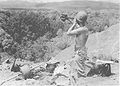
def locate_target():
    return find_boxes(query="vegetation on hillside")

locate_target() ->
[0,8,119,62]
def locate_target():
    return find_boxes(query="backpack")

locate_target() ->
[87,63,111,77]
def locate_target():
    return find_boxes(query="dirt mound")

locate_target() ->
[86,23,119,60]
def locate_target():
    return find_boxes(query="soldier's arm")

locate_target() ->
[67,26,88,35]
[66,22,76,35]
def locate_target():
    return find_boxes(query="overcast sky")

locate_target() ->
[0,0,119,3]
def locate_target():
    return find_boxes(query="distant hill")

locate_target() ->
[0,0,36,8]
[0,1,119,10]
[35,1,119,10]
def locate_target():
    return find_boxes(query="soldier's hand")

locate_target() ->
[73,18,77,25]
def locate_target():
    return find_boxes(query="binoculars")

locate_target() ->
[60,14,73,24]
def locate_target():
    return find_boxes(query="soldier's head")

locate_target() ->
[75,11,88,26]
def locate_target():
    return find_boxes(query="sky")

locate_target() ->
[0,0,119,3]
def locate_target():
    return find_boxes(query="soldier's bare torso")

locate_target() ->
[75,26,88,50]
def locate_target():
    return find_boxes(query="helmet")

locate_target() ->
[76,11,88,23]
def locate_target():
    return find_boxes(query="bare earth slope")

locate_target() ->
[86,23,119,60]
[54,44,75,62]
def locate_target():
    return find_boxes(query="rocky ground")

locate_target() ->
[0,61,119,86]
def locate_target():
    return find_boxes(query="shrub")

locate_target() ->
[0,10,53,44]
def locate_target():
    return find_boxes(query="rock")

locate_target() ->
[56,42,68,50]
[86,23,119,60]
[46,62,60,73]
[20,65,32,79]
